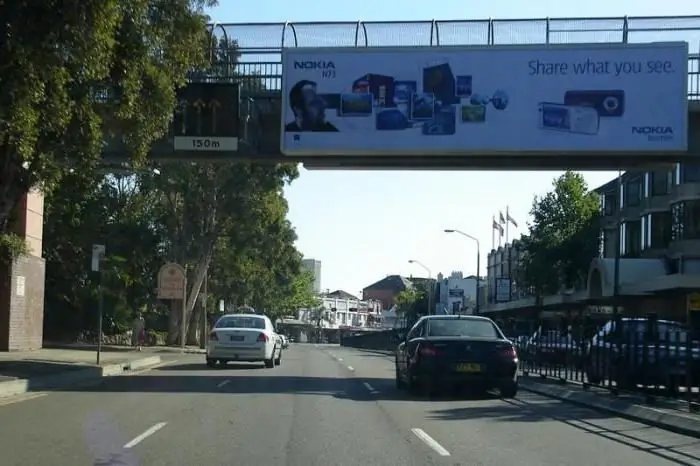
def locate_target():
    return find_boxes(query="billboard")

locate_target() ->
[281,42,688,156]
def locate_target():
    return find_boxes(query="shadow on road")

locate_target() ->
[0,360,85,381]
[428,394,700,466]
[159,363,266,371]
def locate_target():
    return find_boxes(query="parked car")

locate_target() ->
[280,334,290,349]
[525,329,584,368]
[207,313,282,368]
[585,317,700,391]
[394,315,519,398]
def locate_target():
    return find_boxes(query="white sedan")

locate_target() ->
[206,314,282,368]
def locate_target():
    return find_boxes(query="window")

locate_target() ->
[683,163,700,183]
[623,220,642,257]
[624,178,641,207]
[648,211,671,249]
[427,318,500,338]
[671,201,700,240]
[407,321,425,340]
[603,192,616,216]
[650,170,670,196]
[215,316,266,329]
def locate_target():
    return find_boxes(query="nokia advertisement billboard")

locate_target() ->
[280,42,688,156]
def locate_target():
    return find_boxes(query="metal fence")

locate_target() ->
[506,318,700,412]
[207,15,700,98]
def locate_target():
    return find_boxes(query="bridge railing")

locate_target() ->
[206,16,700,97]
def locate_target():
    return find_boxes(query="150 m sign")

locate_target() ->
[172,83,241,153]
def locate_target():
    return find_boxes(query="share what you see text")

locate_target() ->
[528,58,676,77]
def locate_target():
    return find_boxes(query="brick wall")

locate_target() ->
[0,255,46,351]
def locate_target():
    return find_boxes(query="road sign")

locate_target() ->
[173,83,240,154]
[157,263,187,300]
[91,244,106,272]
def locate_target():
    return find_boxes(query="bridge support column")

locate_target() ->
[0,190,45,351]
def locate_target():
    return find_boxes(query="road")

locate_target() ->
[1,345,700,466]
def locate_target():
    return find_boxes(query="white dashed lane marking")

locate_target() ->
[123,422,168,449]
[411,428,451,457]
[217,380,231,388]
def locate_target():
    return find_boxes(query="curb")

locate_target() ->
[0,356,163,399]
[520,378,700,439]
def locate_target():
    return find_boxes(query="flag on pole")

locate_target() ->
[499,211,506,225]
[492,216,504,236]
[506,208,518,228]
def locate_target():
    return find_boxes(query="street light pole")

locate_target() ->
[408,259,433,315]
[444,229,481,316]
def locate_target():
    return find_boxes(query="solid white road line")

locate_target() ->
[123,422,168,449]
[347,366,355,371]
[217,380,231,388]
[411,428,451,457]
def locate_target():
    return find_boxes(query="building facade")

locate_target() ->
[301,258,322,294]
[435,271,478,314]
[481,162,700,327]
[297,296,382,329]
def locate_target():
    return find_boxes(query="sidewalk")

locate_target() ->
[0,345,190,399]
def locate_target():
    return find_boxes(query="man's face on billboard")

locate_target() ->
[299,84,325,124]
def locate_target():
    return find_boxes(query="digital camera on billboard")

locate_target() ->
[563,90,625,118]
[538,102,600,136]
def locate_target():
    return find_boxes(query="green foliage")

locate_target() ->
[0,233,29,262]
[0,0,217,235]
[395,282,431,328]
[519,170,601,296]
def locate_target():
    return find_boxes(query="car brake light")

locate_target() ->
[498,346,517,359]
[257,333,269,342]
[419,344,443,357]
[209,332,218,341]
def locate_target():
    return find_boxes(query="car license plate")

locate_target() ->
[456,363,482,373]
[230,335,244,341]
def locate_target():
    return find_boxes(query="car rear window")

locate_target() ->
[427,319,499,338]
[215,316,266,329]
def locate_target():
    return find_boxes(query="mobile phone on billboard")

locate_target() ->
[564,90,625,118]
[538,102,600,136]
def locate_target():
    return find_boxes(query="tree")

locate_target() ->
[0,0,217,258]
[395,282,431,328]
[519,171,600,296]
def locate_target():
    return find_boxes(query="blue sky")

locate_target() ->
[207,0,697,296]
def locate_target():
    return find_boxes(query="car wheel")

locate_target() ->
[274,347,282,366]
[206,358,217,368]
[264,355,275,368]
[499,381,518,398]
[406,367,425,396]
[395,362,406,390]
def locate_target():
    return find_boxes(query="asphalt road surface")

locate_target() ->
[2,344,700,466]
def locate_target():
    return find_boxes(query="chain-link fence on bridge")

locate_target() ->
[202,16,700,97]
